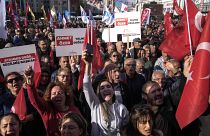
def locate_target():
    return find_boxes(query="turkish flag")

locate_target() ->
[176,12,210,129]
[78,22,103,90]
[173,0,184,15]
[11,87,27,120]
[159,0,206,61]
[164,12,173,38]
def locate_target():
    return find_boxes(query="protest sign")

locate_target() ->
[0,45,36,76]
[102,28,118,42]
[55,28,86,56]
[115,11,141,35]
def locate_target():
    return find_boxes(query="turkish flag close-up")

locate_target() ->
[159,0,206,61]
[176,12,210,129]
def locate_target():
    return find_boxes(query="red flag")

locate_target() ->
[24,0,29,27]
[176,12,210,129]
[159,0,205,61]
[78,23,103,90]
[11,87,27,120]
[34,52,41,88]
[7,0,14,17]
[173,0,184,15]
[164,12,173,38]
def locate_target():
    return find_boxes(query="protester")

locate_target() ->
[123,104,163,136]
[24,66,80,136]
[59,112,88,136]
[82,50,129,135]
[0,113,21,136]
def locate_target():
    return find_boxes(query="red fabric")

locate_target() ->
[159,0,205,61]
[34,52,41,88]
[27,85,80,136]
[176,12,210,129]
[7,0,14,17]
[164,12,173,38]
[78,25,103,90]
[0,75,4,83]
[11,87,27,120]
[173,0,184,15]
[24,0,29,27]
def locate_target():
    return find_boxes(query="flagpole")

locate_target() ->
[184,0,193,56]
[91,20,93,45]
[108,26,110,44]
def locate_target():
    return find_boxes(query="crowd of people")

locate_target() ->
[0,15,209,136]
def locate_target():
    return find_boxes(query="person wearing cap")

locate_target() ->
[129,38,142,59]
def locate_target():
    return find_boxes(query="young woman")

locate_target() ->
[0,113,21,136]
[123,104,163,136]
[82,50,129,136]
[59,112,88,136]
[24,66,80,136]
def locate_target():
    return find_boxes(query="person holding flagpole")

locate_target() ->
[82,49,129,136]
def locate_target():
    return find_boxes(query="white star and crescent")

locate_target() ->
[196,42,210,80]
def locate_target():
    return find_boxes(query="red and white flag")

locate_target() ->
[141,8,151,24]
[121,3,128,12]
[176,11,210,129]
[173,0,184,15]
[159,0,205,61]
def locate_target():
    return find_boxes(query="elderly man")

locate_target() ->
[121,58,145,111]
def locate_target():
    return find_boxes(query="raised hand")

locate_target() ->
[24,65,34,86]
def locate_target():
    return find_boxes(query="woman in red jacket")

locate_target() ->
[24,66,80,136]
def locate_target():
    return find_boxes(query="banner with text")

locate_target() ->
[0,45,36,76]
[55,28,86,56]
[114,11,141,40]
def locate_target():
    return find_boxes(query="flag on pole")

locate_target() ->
[41,5,47,21]
[176,11,210,129]
[102,6,111,22]
[0,0,7,39]
[173,0,184,15]
[29,6,35,21]
[114,6,120,13]
[141,8,151,25]
[164,12,173,38]
[24,0,29,27]
[80,6,89,24]
[78,10,103,90]
[64,10,70,21]
[58,12,62,24]
[62,15,67,28]
[51,5,57,19]
[159,0,206,61]
[121,3,128,12]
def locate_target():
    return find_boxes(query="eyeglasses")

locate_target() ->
[6,77,21,84]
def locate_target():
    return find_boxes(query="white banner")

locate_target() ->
[0,45,37,76]
[114,11,141,35]
[0,0,7,39]
[55,28,86,56]
[102,28,118,42]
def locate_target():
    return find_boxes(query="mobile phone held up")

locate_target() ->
[86,43,93,55]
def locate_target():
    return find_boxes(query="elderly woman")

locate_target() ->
[24,66,80,136]
[0,113,21,136]
[59,112,88,136]
[82,50,129,136]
